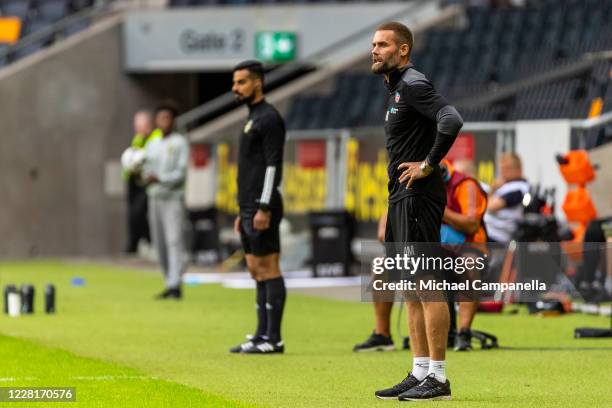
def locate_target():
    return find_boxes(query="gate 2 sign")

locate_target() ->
[180,29,245,54]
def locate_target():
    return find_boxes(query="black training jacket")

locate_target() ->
[383,63,463,204]
[237,99,286,209]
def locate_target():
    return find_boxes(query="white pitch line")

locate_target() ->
[0,375,154,382]
[0,377,38,382]
[71,375,154,381]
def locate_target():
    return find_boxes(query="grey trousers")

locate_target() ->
[148,197,186,288]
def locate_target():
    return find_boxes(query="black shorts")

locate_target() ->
[239,206,283,256]
[385,195,445,244]
[384,195,447,298]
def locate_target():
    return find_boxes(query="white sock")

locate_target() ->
[428,360,446,383]
[412,357,430,381]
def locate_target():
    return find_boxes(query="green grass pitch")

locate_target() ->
[0,260,611,407]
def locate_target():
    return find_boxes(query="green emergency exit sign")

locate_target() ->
[255,32,297,63]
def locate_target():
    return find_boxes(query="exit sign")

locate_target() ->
[255,32,297,63]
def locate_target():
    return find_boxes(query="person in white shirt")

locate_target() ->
[144,103,190,299]
[484,153,529,243]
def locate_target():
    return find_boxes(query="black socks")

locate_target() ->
[264,276,286,343]
[255,281,268,338]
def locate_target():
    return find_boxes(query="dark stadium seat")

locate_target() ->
[170,0,195,6]
[69,0,93,11]
[287,96,313,130]
[37,0,68,22]
[0,43,8,67]
[62,16,89,37]
[1,0,31,20]
[22,17,53,36]
[299,97,324,130]
[11,18,52,59]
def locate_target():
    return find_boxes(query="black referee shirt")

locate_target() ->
[237,99,286,209]
[383,63,463,204]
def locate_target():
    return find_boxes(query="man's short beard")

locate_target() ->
[235,91,256,105]
[371,60,398,75]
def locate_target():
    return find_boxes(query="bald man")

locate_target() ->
[484,153,529,243]
[125,110,162,253]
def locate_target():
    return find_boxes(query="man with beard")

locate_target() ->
[229,60,287,354]
[371,22,463,401]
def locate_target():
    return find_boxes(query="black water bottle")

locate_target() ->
[45,284,55,314]
[4,284,17,314]
[21,285,35,314]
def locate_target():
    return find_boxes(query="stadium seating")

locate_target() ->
[169,0,405,5]
[0,0,94,66]
[285,0,612,128]
[38,0,68,22]
[11,18,51,58]
[0,0,30,20]
[62,16,89,36]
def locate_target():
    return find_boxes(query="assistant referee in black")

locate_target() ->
[371,22,463,401]
[229,60,287,354]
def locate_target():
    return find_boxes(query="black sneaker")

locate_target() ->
[154,287,182,300]
[398,374,451,401]
[242,340,284,354]
[229,336,264,353]
[374,373,421,400]
[353,332,395,352]
[454,329,472,351]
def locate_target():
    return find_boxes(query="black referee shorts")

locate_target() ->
[239,206,283,256]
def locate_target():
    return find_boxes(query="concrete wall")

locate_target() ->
[515,120,571,221]
[0,16,197,258]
